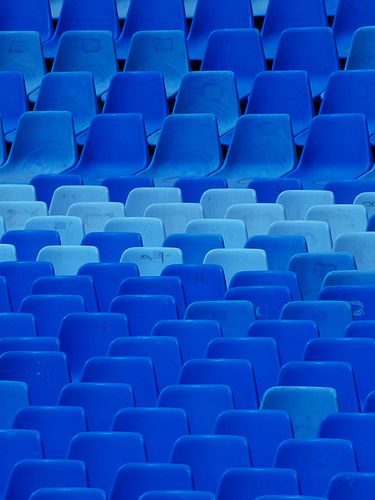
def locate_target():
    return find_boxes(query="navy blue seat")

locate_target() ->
[78,262,139,312]
[248,320,318,365]
[324,179,375,204]
[319,285,375,321]
[163,234,224,264]
[0,337,59,355]
[0,312,36,337]
[58,382,134,431]
[328,472,375,500]
[0,351,69,405]
[179,358,258,409]
[346,320,375,339]
[323,270,375,288]
[113,407,189,462]
[30,489,107,499]
[0,0,53,43]
[110,295,178,336]
[367,215,375,231]
[140,493,215,500]
[171,435,251,493]
[288,253,356,300]
[246,235,307,271]
[108,336,182,391]
[158,384,234,433]
[0,72,28,142]
[102,177,154,204]
[225,286,292,320]
[0,381,29,429]
[60,313,129,382]
[346,26,375,70]
[248,179,302,203]
[174,178,227,203]
[82,232,142,263]
[68,432,146,495]
[229,271,301,301]
[13,406,87,459]
[31,174,82,207]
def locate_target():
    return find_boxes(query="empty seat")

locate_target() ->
[0,381,29,429]
[248,178,302,203]
[31,174,83,207]
[0,337,59,356]
[187,220,247,249]
[158,384,234,433]
[0,312,36,338]
[107,218,165,247]
[82,232,142,263]
[0,244,17,262]
[37,246,100,275]
[354,192,375,219]
[334,233,375,270]
[246,235,308,271]
[287,114,373,188]
[13,406,87,459]
[0,112,77,183]
[261,387,339,438]
[67,114,150,183]
[145,203,203,236]
[0,201,47,231]
[125,187,182,217]
[52,31,118,97]
[141,493,214,500]
[281,300,353,338]
[268,221,332,252]
[0,184,35,201]
[174,177,228,203]
[229,270,301,300]
[124,30,189,98]
[120,247,183,276]
[30,489,106,499]
[201,188,257,219]
[347,320,375,341]
[58,382,135,431]
[1,230,60,261]
[163,234,224,264]
[325,179,375,204]
[48,188,105,219]
[277,190,334,221]
[320,285,375,320]
[67,202,125,233]
[25,216,84,246]
[328,472,375,500]
[102,176,154,203]
[0,72,28,141]
[346,26,375,70]
[0,0,52,42]
[273,27,339,98]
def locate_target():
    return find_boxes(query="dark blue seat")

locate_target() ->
[58,382,134,431]
[108,336,182,391]
[68,432,146,495]
[367,214,375,231]
[0,337,59,355]
[110,463,193,500]
[0,313,36,337]
[328,472,375,500]
[273,27,339,98]
[0,72,28,141]
[78,262,139,312]
[248,320,318,365]
[248,179,302,203]
[0,112,77,183]
[217,468,299,500]
[324,179,375,204]
[201,29,266,100]
[31,174,82,207]
[4,459,87,500]
[171,435,251,493]
[273,439,357,497]
[179,358,258,409]
[30,489,107,499]
[187,0,253,60]
[81,356,158,406]
[225,286,292,320]
[13,406,87,459]
[102,177,154,203]
[140,493,214,500]
[0,277,11,313]
[0,351,69,405]
[163,234,224,264]
[305,337,375,410]
[286,114,373,188]
[158,384,234,433]
[0,0,53,43]
[174,177,227,203]
[346,320,375,339]
[215,409,293,468]
[206,338,280,400]
[278,361,360,412]
[288,253,356,300]
[346,26,375,70]
[319,285,375,321]
[60,313,129,382]
[110,295,178,335]
[229,271,301,301]
[0,381,29,429]
[82,232,143,263]
[246,235,307,271]
[112,407,189,462]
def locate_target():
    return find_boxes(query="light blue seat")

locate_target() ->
[36,245,100,275]
[30,175,82,207]
[0,184,35,201]
[120,247,183,276]
[105,217,165,247]
[246,235,307,271]
[145,203,203,236]
[25,216,84,246]
[125,187,181,217]
[188,220,248,249]
[0,72,28,142]
[0,201,47,231]
[0,244,16,262]
[268,221,332,252]
[67,202,125,233]
[200,188,257,219]
[334,233,375,270]
[49,186,110,214]
[346,26,375,70]
[276,190,334,221]
[163,234,224,264]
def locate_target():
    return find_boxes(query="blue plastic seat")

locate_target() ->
[0,0,53,43]
[185,300,256,338]
[346,27,375,70]
[157,384,234,433]
[0,261,53,311]
[4,459,87,500]
[246,235,307,271]
[110,295,178,335]
[213,115,296,187]
[261,386,339,438]
[248,320,318,365]
[13,406,87,459]
[120,247,183,276]
[0,337,59,355]
[30,489,107,500]
[144,203,203,237]
[246,71,313,147]
[179,358,258,409]
[319,285,375,321]
[274,439,357,497]
[273,27,339,98]
[324,272,375,289]
[261,0,328,59]
[288,253,356,300]
[287,114,373,188]
[187,0,253,60]
[278,361,360,412]
[201,29,266,100]
[43,0,120,58]
[60,313,129,381]
[110,463,193,500]
[140,493,215,500]
[324,179,375,203]
[200,188,257,219]
[0,381,29,429]
[25,215,84,245]
[68,432,145,495]
[0,244,15,263]
[0,201,47,232]
[109,336,181,391]
[58,382,134,431]
[217,468,299,500]
[171,435,251,493]
[113,407,189,462]
[52,31,118,97]
[0,111,77,183]
[0,351,69,405]
[0,72,28,142]
[0,230,60,261]
[189,221,248,250]
[124,30,189,97]
[163,234,224,264]
[215,409,293,468]
[230,271,301,300]
[277,189,334,221]
[117,0,187,59]
[36,245,100,276]
[174,178,227,203]
[0,313,36,337]
[255,497,327,500]
[67,114,149,183]
[102,177,154,204]
[81,356,158,406]
[78,262,139,312]
[82,232,142,263]
[248,179,302,204]
[125,186,182,217]
[328,472,375,500]
[346,319,375,339]
[334,233,375,271]
[139,114,222,186]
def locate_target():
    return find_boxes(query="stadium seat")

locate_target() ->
[163,234,224,264]
[334,233,375,270]
[36,246,100,275]
[141,493,214,500]
[0,201,47,231]
[325,179,375,204]
[174,177,228,203]
[346,26,375,70]
[346,319,375,338]
[30,489,106,499]
[268,221,332,252]
[187,220,248,249]
[0,184,35,201]
[25,216,84,246]
[0,0,52,43]
[67,202,125,233]
[248,178,302,203]
[58,382,135,431]
[48,184,108,214]
[0,312,36,338]
[1,230,60,261]
[0,337,59,355]
[246,235,307,271]
[120,247,183,276]
[0,381,29,429]
[124,30,189,97]
[319,285,375,320]
[82,232,142,263]
[105,217,165,247]
[354,192,375,218]
[0,72,28,141]
[229,270,301,300]
[125,187,182,217]
[145,203,203,236]
[102,177,154,204]
[200,188,257,219]
[0,244,16,262]
[276,190,334,221]
[13,406,87,459]
[327,472,375,500]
